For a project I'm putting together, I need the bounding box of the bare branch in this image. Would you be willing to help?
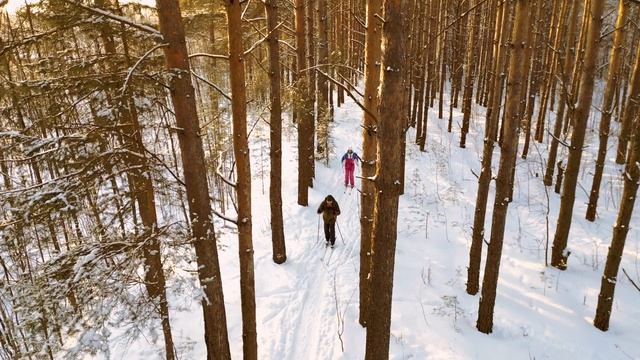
[547,130,571,149]
[315,69,378,123]
[60,0,163,40]
[190,71,232,101]
[244,22,285,56]
[122,43,168,96]
[622,268,640,293]
[189,53,229,60]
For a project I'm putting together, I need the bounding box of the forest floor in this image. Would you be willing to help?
[110,89,640,359]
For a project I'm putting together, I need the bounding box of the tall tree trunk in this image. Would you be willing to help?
[224,1,257,357]
[586,0,628,222]
[542,0,579,186]
[359,0,383,328]
[550,0,605,270]
[155,0,231,357]
[265,0,286,264]
[593,114,640,331]
[476,0,529,333]
[460,0,479,148]
[295,0,314,205]
[533,0,564,143]
[614,36,640,165]
[466,0,510,296]
[364,0,406,357]
[93,4,177,355]
[316,0,331,161]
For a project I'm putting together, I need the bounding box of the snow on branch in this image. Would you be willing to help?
[122,43,169,96]
[244,21,285,57]
[60,0,163,40]
[547,130,571,149]
[314,69,378,123]
[212,208,238,225]
[191,71,232,101]
[216,150,237,189]
[189,53,229,61]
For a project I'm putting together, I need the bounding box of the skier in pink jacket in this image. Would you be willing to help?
[341,147,361,188]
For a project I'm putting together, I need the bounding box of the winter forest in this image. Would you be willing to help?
[0,0,639,358]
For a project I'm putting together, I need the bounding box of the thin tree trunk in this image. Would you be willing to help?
[460,0,479,148]
[476,0,529,333]
[586,0,628,222]
[466,0,511,296]
[265,0,286,264]
[156,0,231,357]
[543,0,579,186]
[295,0,313,205]
[317,0,331,161]
[551,0,605,270]
[615,36,640,164]
[593,113,640,331]
[224,1,257,357]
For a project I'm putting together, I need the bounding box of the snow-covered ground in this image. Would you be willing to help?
[110,89,639,359]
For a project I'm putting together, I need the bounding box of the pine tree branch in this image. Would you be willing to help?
[122,43,168,96]
[314,69,378,123]
[190,71,232,101]
[189,53,229,60]
[60,0,163,40]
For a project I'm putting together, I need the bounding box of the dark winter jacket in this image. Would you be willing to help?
[317,196,341,224]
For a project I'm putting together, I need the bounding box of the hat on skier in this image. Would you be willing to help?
[348,147,353,152]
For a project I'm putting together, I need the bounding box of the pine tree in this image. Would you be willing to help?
[586,0,628,221]
[551,0,605,270]
[359,0,383,328]
[476,0,529,333]
[364,0,406,357]
[264,0,287,264]
[156,0,231,357]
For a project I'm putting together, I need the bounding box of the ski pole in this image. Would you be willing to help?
[336,221,345,245]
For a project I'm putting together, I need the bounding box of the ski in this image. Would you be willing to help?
[320,245,329,262]
[325,246,335,265]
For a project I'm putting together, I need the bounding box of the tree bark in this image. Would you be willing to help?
[466,0,510,296]
[359,0,383,328]
[155,0,231,357]
[316,0,331,162]
[364,0,406,357]
[542,0,579,186]
[224,1,258,357]
[295,0,314,206]
[551,0,605,270]
[460,0,479,149]
[615,34,640,165]
[476,0,529,333]
[265,0,287,264]
[586,0,628,222]
[593,114,640,331]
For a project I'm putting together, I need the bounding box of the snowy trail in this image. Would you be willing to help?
[271,108,364,360]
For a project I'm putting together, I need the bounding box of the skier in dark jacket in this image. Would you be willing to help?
[317,195,341,247]
[341,147,361,188]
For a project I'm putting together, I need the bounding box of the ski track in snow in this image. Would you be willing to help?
[112,85,639,360]
[255,107,364,360]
